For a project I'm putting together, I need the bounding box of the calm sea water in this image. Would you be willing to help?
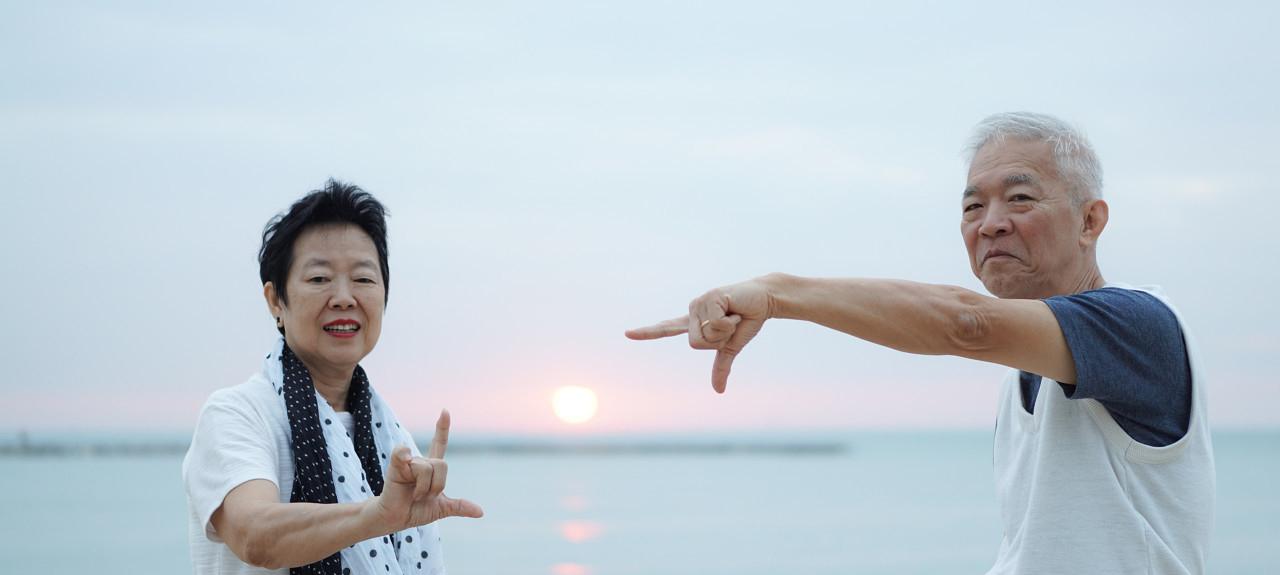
[1,430,1276,574]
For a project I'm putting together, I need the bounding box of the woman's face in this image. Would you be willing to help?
[265,223,385,376]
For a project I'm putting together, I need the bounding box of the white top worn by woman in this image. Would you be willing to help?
[182,369,445,575]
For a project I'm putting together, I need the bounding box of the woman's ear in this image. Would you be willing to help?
[264,282,284,320]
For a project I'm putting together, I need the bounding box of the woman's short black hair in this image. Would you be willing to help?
[259,179,390,311]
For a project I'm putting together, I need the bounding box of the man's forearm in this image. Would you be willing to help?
[762,273,987,357]
[759,273,1074,381]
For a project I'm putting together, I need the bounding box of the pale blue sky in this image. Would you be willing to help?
[2,0,1277,433]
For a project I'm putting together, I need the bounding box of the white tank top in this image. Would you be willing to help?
[988,287,1215,574]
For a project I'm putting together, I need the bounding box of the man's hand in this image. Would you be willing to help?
[372,410,483,531]
[625,278,775,393]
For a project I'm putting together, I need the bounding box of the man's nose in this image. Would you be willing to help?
[979,205,1013,237]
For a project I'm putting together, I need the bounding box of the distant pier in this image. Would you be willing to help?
[0,433,849,458]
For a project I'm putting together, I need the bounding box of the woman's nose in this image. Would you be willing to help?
[329,280,357,309]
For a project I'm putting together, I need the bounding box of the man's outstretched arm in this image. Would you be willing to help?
[626,273,1075,393]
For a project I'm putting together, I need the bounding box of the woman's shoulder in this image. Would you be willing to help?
[199,372,286,423]
[188,372,291,462]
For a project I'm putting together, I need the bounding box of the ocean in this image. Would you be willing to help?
[1,430,1276,574]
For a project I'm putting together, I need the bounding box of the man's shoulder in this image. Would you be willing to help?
[1050,284,1181,326]
[1096,282,1179,308]
[1043,283,1188,372]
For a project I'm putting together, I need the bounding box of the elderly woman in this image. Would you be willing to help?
[183,181,482,575]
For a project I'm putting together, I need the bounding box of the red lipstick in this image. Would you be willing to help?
[322,319,361,338]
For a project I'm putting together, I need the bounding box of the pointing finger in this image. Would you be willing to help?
[429,410,450,459]
[625,316,690,340]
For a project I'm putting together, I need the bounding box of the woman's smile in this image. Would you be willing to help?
[323,318,362,338]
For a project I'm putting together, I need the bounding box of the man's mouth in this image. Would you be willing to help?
[983,250,1017,265]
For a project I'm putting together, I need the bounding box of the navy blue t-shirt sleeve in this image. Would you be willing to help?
[1042,288,1192,447]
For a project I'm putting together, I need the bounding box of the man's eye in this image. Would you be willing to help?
[1011,194,1033,201]
[308,276,328,283]
[963,203,982,212]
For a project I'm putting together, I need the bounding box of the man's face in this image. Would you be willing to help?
[961,138,1086,299]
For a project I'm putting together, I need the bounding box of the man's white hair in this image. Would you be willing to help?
[964,111,1103,204]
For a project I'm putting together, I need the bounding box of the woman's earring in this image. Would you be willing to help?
[276,317,283,328]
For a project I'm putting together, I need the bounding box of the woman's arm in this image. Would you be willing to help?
[213,479,386,569]
[213,414,482,569]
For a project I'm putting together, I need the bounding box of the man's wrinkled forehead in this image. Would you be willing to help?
[964,172,1040,199]
[965,139,1055,195]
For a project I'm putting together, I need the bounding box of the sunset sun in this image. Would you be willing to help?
[552,386,598,424]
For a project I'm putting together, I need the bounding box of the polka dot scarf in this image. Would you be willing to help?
[265,338,446,575]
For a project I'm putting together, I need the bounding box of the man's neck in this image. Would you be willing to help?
[1060,264,1105,296]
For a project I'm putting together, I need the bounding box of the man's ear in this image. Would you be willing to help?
[1080,198,1109,248]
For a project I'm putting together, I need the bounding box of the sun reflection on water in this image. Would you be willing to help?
[553,480,598,573]
[558,519,604,543]
[559,494,589,512]
[550,563,592,575]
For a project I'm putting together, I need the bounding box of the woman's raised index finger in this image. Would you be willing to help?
[429,409,451,459]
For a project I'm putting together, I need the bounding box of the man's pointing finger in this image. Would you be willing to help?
[625,316,690,340]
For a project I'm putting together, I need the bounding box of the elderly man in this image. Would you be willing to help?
[627,112,1214,574]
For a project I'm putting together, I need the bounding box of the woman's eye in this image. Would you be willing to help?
[308,276,328,283]
[963,203,981,212]
[355,277,376,284]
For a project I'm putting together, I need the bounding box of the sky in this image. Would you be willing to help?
[2,0,1277,435]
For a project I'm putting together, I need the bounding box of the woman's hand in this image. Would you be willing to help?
[213,410,482,569]
[371,410,484,531]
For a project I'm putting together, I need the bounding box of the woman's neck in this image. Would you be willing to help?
[296,356,353,412]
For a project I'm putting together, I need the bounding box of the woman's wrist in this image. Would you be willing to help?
[357,495,400,538]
